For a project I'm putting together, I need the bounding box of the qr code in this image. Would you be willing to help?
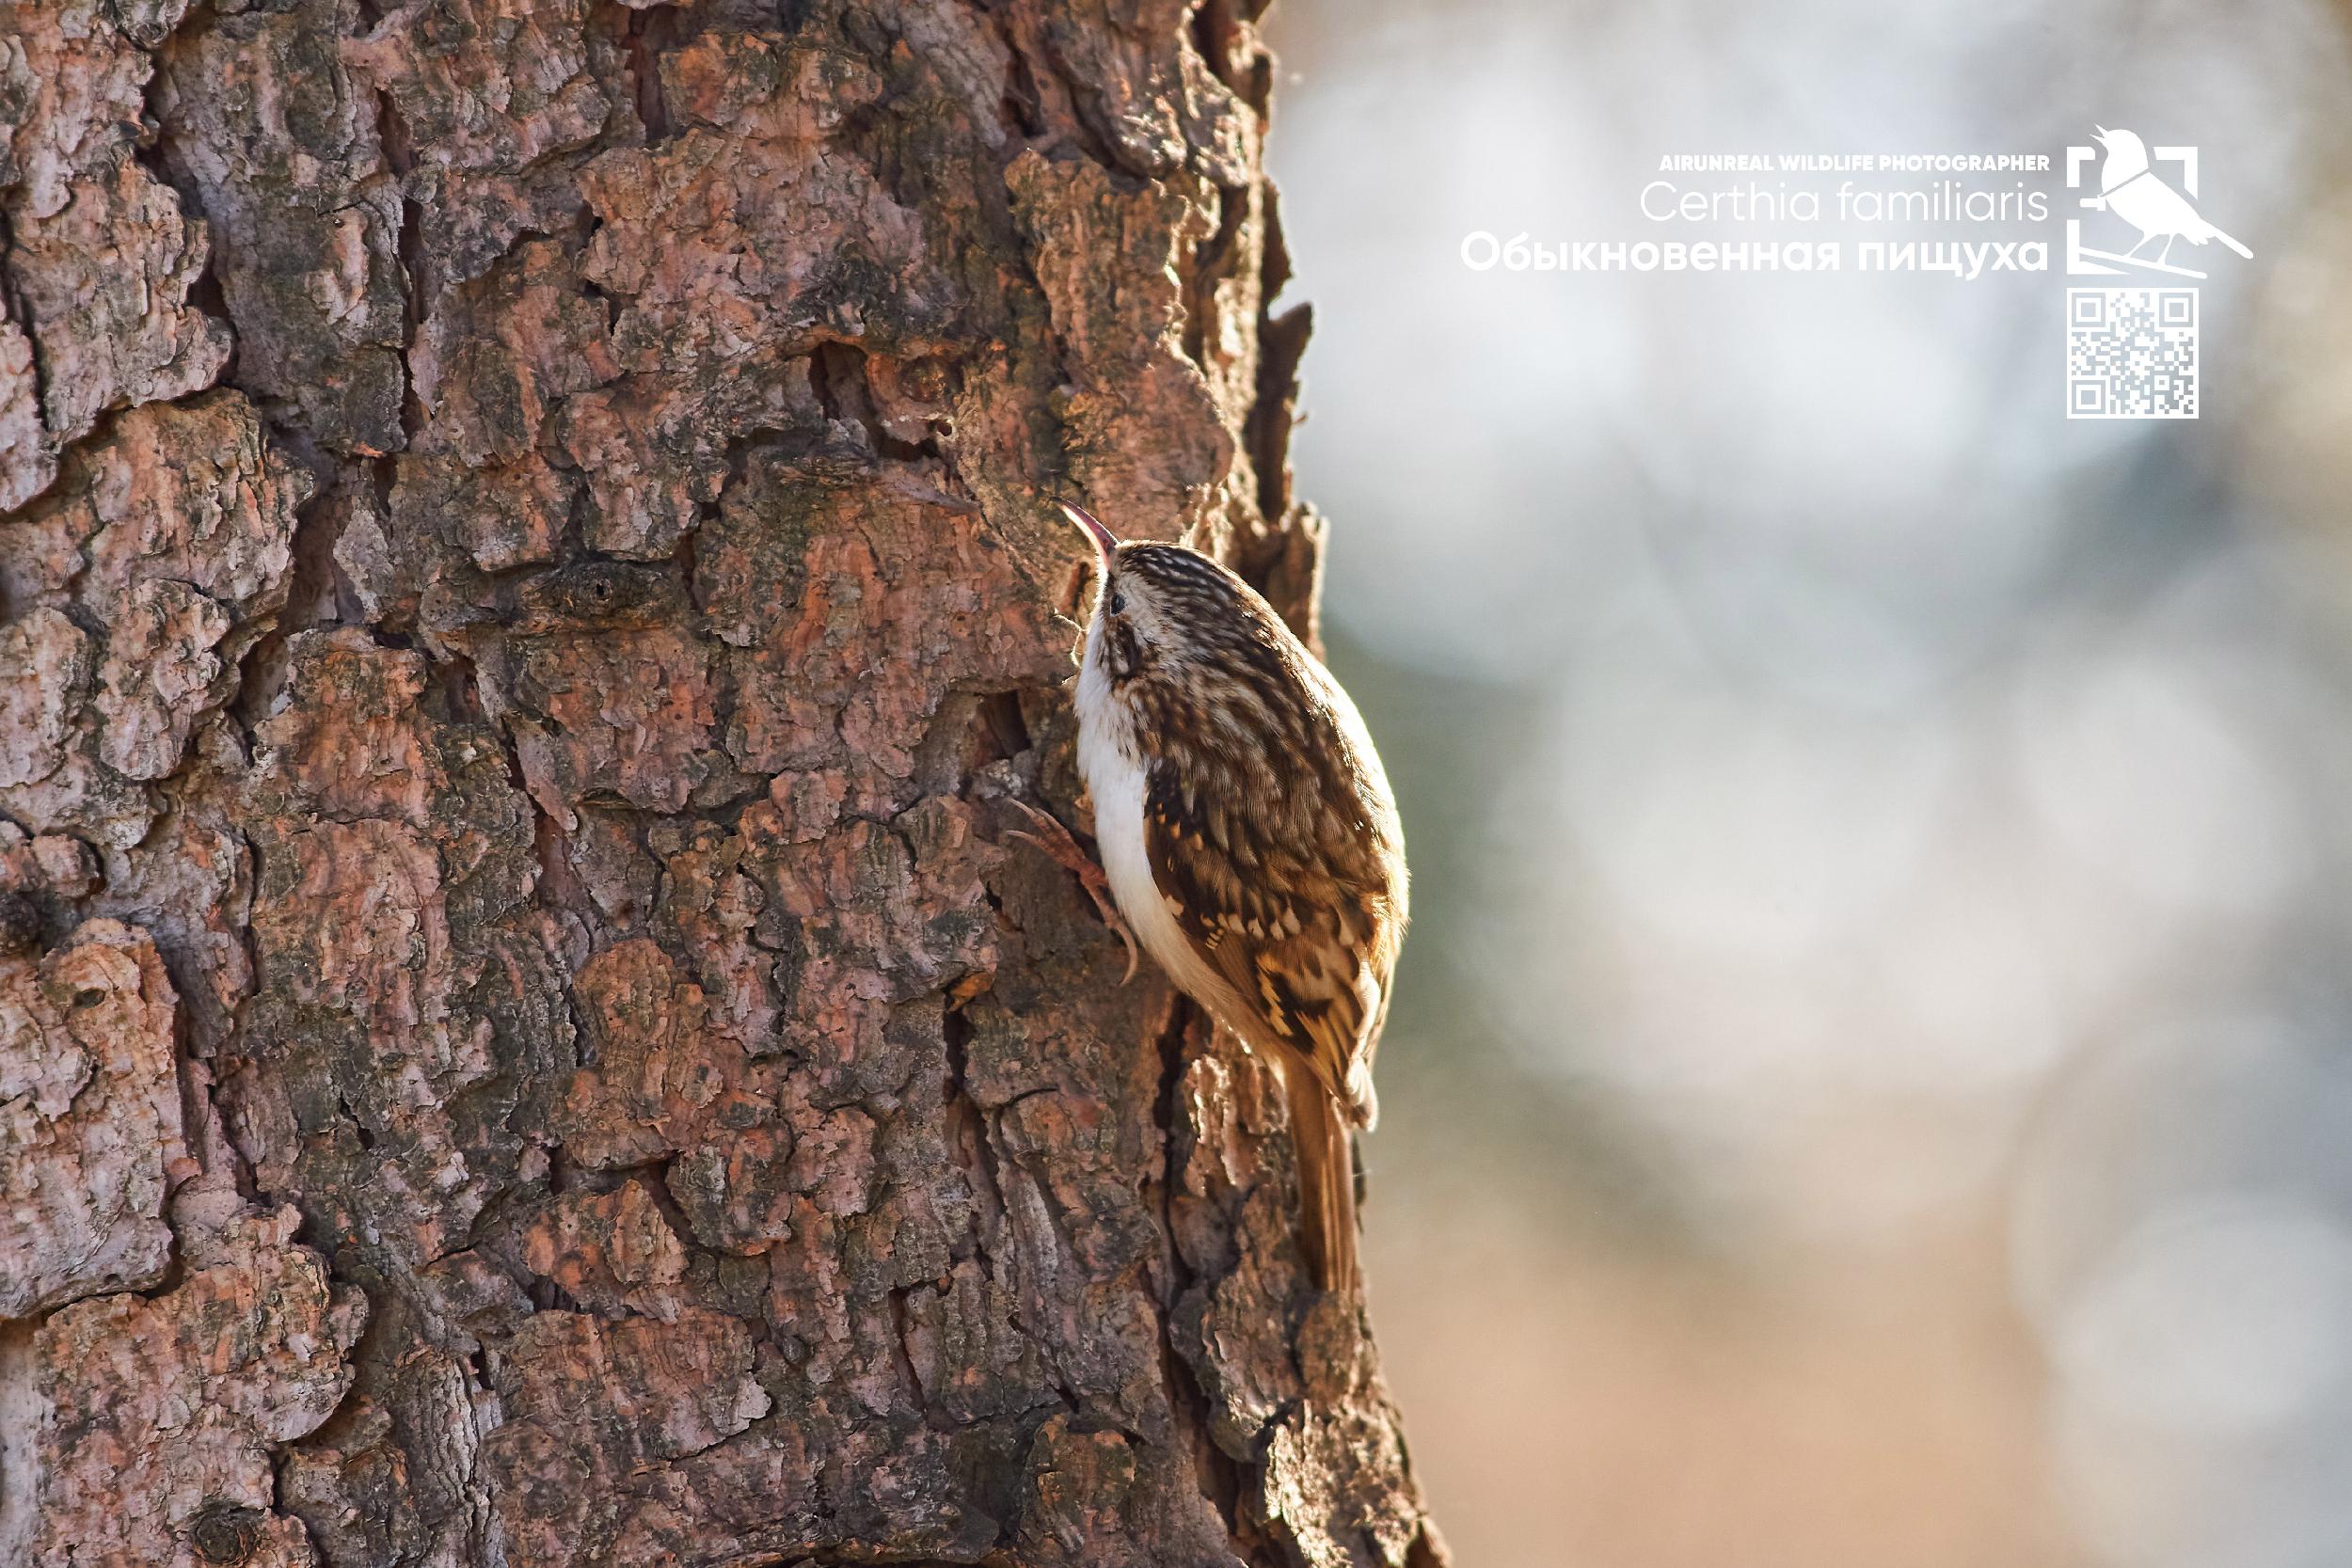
[2067,288,2198,419]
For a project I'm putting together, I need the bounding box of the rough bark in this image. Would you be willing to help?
[0,0,1441,1564]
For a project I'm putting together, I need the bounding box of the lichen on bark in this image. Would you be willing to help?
[0,0,1443,1563]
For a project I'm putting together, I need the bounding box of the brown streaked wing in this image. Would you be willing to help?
[1142,755,1384,1122]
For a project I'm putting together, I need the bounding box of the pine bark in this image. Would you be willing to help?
[0,0,1442,1563]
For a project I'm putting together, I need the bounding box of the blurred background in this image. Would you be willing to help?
[1257,1,2352,1563]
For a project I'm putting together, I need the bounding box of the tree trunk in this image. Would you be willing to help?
[0,0,1443,1563]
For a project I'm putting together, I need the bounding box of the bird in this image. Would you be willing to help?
[1059,499,1407,1294]
[2083,127,2252,268]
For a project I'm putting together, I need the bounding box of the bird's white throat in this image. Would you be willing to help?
[1073,611,1223,1006]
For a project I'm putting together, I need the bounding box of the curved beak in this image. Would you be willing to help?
[1057,500,1120,562]
[2092,126,2109,146]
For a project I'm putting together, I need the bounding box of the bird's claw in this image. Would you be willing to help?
[1001,798,1140,985]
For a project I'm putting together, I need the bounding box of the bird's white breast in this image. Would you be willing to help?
[1074,617,1227,1006]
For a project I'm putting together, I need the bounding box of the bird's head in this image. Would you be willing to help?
[2092,126,2151,167]
[1059,501,1270,685]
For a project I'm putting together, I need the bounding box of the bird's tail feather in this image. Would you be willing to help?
[2214,228,2253,259]
[1285,1058,1359,1294]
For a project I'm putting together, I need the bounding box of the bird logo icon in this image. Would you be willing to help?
[2071,127,2252,278]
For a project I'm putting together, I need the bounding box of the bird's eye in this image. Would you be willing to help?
[1108,591,1126,614]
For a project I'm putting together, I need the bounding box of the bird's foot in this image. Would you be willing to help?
[1001,798,1140,984]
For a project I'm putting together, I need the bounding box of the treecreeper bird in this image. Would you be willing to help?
[1061,500,1407,1293]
